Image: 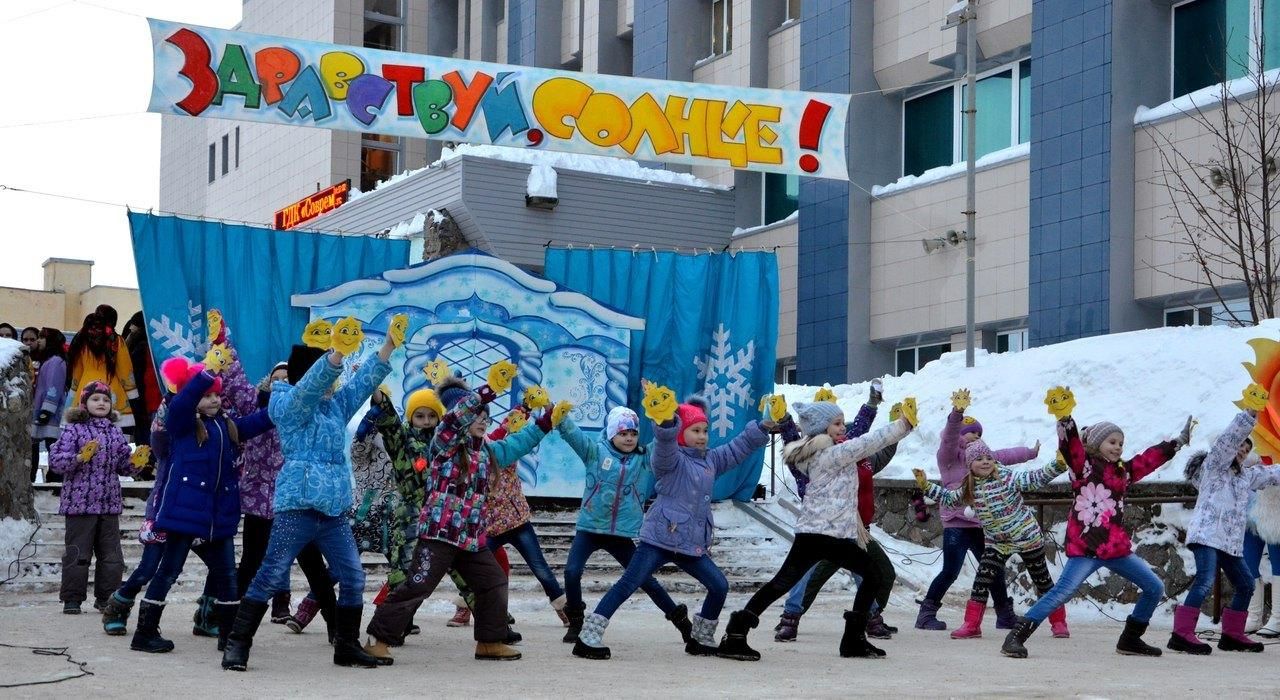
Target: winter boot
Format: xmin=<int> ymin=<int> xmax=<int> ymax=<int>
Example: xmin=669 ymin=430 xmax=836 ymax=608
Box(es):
xmin=319 ymin=602 xmax=338 ymax=645
xmin=950 ymin=600 xmax=986 ymax=639
xmin=62 ymin=600 xmax=82 ymax=615
xmin=562 ymin=602 xmax=586 ymax=644
xmin=1115 ymin=616 xmax=1162 ymax=656
xmin=192 ymin=595 xmax=218 ymax=637
xmin=666 ymin=603 xmax=694 ymax=644
xmin=994 ymin=600 xmax=1018 ymax=630
xmin=686 ymin=614 xmax=721 ymax=656
xmin=866 ymin=613 xmax=894 ymax=639
xmin=572 ymin=612 xmax=612 ymax=660
xmin=1048 ymin=606 xmax=1070 ymax=638
xmin=505 ymin=627 xmax=523 ymax=645
xmin=1246 ymin=579 xmax=1266 ymax=633
xmin=475 ymin=641 xmax=522 ymax=660
xmin=448 ymin=605 xmax=472 ymax=627
xmin=1260 ymin=584 xmax=1280 ymax=637
xmin=1166 ymin=604 xmax=1212 ymax=655
xmin=552 ymin=594 xmax=570 ymax=627
xmin=332 ymin=606 xmax=381 ymax=668
xmin=270 ymin=592 xmax=292 ymax=624
xmin=286 ymin=596 xmax=318 ymax=633
xmin=363 ymin=637 xmax=394 ymax=665
xmin=915 ymin=598 xmax=947 ymax=631
xmin=715 ymin=610 xmax=760 ymax=661
xmin=1218 ymin=607 xmax=1265 ymax=652
xmin=221 ymin=599 xmax=269 ymax=671
xmin=1000 ymin=616 xmax=1040 ymax=658
xmin=839 ymin=611 xmax=886 ymax=658
xmin=215 ymin=600 xmax=239 ymax=652
xmin=131 ymin=600 xmax=176 ymax=653
xmin=102 ymin=592 xmax=134 ymax=636
xmin=775 ymin=612 xmax=801 ymax=642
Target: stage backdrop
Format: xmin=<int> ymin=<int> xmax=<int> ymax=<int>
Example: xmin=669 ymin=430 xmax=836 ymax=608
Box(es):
xmin=292 ymin=251 xmax=643 ymax=498
xmin=543 ymin=248 xmax=778 ymax=502
xmin=128 ymin=212 xmax=409 ymax=380
xmin=146 ymin=19 xmax=850 ymax=180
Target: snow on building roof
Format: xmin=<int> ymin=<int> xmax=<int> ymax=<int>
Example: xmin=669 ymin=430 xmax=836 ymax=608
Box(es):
xmin=1135 ymin=68 xmax=1280 ymax=126
xmin=869 ymin=142 xmax=1029 ymax=197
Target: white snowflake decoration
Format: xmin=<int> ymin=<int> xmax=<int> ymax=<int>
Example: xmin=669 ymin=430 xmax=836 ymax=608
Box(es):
xmin=148 ymin=299 xmax=207 ymax=360
xmin=693 ymin=324 xmax=756 ymax=437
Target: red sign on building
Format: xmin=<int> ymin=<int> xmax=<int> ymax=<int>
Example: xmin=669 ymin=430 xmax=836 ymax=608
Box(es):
xmin=274 ymin=180 xmax=351 ymax=230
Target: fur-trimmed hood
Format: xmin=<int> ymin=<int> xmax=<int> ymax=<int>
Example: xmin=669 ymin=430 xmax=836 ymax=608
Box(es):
xmin=64 ymin=406 xmax=119 ymax=424
xmin=784 ymin=434 xmax=835 ymax=470
xmin=1249 ymin=486 xmax=1280 ymax=543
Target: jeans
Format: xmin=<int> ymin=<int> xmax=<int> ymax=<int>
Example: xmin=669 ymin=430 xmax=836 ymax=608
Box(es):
xmin=564 ymin=530 xmax=677 ymax=614
xmin=782 ymin=564 xmax=820 ymax=615
xmin=1243 ymin=529 xmax=1280 ymax=579
xmin=595 ymin=542 xmax=728 ymax=621
xmin=143 ymin=534 xmax=236 ymax=603
xmin=244 ymin=510 xmax=365 ymax=607
xmin=745 ymin=533 xmax=879 ymax=618
xmin=1183 ymin=544 xmax=1255 ymax=611
xmin=488 ymin=522 xmax=564 ymax=602
xmin=119 ymin=541 xmax=216 ymax=600
xmin=1026 ymin=554 xmax=1166 ymax=623
xmin=924 ymin=526 xmax=1010 ymax=606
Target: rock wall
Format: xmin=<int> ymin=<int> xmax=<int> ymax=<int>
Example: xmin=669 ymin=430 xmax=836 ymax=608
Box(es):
xmin=0 ymin=342 xmax=35 ymax=520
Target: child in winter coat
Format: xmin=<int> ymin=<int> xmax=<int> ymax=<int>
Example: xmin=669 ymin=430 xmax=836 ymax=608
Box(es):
xmin=713 ymin=398 xmax=914 ymax=662
xmin=558 ymin=405 xmax=691 ymax=645
xmin=775 ymin=382 xmax=901 ymax=642
xmin=573 ymin=387 xmax=774 ymax=661
xmin=1244 ymin=485 xmax=1280 ymax=635
xmin=1001 ymin=387 xmax=1191 ymax=659
xmin=914 ymin=440 xmax=1068 ymax=643
xmin=66 ymin=312 xmax=139 ymax=431
xmin=222 ymin=316 xmax=400 ymax=672
xmin=361 ymin=364 xmax=564 ymax=664
xmin=30 ymin=327 xmax=67 ymax=483
xmin=917 ymin=388 xmax=1040 ymax=631
xmin=1173 ymin=386 xmax=1280 ymax=654
xmin=128 ymin=351 xmax=274 ymax=655
xmin=49 ymin=381 xmax=147 ymax=614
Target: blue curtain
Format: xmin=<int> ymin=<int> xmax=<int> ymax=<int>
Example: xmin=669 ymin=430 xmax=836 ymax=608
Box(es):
xmin=544 ymin=248 xmax=778 ymax=502
xmin=128 ymin=212 xmax=409 ymax=380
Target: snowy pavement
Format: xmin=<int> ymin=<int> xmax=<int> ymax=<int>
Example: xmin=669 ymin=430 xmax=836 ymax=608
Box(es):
xmin=2 ymin=592 xmax=1276 ymax=698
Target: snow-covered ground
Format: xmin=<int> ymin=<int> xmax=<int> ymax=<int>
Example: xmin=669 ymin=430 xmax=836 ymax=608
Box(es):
xmin=768 ymin=320 xmax=1280 ymax=484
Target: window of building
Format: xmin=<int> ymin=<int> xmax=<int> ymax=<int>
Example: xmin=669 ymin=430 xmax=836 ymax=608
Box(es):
xmin=778 ymin=361 xmax=797 ymax=384
xmin=895 ymin=342 xmax=950 ymax=375
xmin=1171 ymin=0 xmax=1280 ymax=97
xmin=785 ymin=0 xmax=801 ymax=24
xmin=364 ymin=0 xmax=404 ymax=52
xmin=208 ymin=143 xmax=216 ymax=184
xmin=901 ymin=60 xmax=1031 ymax=177
xmin=763 ymin=173 xmax=799 ymax=224
xmin=711 ymin=0 xmax=732 ymax=55
xmin=234 ymin=126 xmax=240 ymax=169
xmin=997 ymin=328 xmax=1028 ymax=353
xmin=221 ymin=133 xmax=229 ymax=175
xmin=361 ymin=132 xmax=401 ymax=193
xmin=1164 ymin=298 xmax=1251 ymax=326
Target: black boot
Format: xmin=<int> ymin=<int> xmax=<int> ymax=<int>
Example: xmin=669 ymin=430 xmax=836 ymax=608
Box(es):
xmin=192 ymin=595 xmax=218 ymax=637
xmin=839 ymin=611 xmax=885 ymax=658
xmin=332 ymin=606 xmax=382 ymax=668
xmin=319 ymin=602 xmax=337 ymax=645
xmin=1116 ymin=616 xmax=1162 ymax=657
xmin=715 ymin=610 xmax=761 ymax=661
xmin=666 ymin=604 xmax=694 ymax=645
xmin=1000 ymin=616 xmax=1040 ymax=659
xmin=131 ymin=601 xmax=175 ymax=653
xmin=216 ymin=601 xmax=238 ymax=652
xmin=562 ymin=603 xmax=585 ymax=644
xmin=221 ymin=599 xmax=269 ymax=671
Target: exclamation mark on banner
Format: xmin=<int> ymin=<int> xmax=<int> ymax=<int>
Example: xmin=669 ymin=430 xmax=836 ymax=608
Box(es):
xmin=798 ymin=100 xmax=832 ymax=173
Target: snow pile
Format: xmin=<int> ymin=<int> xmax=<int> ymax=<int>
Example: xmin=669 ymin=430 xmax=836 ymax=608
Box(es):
xmin=386 ymin=212 xmax=427 ymax=238
xmin=0 ymin=338 xmax=21 ymax=371
xmin=1135 ymin=67 xmax=1280 ymax=125
xmin=870 ymin=142 xmax=1030 ymax=197
xmin=769 ymin=319 xmax=1280 ymax=483
xmin=0 ymin=517 xmax=37 ymax=575
xmin=351 ymin=143 xmax=728 ymax=202
xmin=732 ymin=210 xmax=797 ymax=237
xmin=526 ymin=163 xmax=558 ymax=199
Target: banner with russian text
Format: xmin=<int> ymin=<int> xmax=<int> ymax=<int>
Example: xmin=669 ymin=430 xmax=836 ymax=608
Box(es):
xmin=147 ymin=19 xmax=850 ymax=180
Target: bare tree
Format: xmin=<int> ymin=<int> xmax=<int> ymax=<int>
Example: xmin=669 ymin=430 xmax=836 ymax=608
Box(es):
xmin=1147 ymin=8 xmax=1280 ymax=325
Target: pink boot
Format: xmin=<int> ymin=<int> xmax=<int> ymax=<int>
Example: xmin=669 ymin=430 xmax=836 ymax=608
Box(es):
xmin=950 ymin=600 xmax=985 ymax=639
xmin=285 ymin=596 xmax=319 ymax=634
xmin=1166 ymin=604 xmax=1212 ymax=654
xmin=1218 ymin=607 xmax=1264 ymax=652
xmin=1049 ymin=606 xmax=1069 ymax=638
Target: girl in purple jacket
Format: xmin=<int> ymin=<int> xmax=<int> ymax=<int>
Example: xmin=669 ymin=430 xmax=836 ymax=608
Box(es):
xmin=30 ymin=327 xmax=68 ymax=483
xmin=573 ymin=386 xmax=777 ymax=660
xmin=49 ymin=381 xmax=148 ymax=614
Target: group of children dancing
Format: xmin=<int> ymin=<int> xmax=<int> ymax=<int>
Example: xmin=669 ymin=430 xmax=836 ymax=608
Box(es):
xmin=47 ymin=311 xmax=1280 ymax=669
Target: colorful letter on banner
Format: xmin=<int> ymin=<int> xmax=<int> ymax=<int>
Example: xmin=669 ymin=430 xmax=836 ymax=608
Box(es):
xmin=147 ymin=19 xmax=850 ymax=180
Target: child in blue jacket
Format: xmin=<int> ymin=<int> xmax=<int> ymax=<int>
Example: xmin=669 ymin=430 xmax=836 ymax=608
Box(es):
xmin=558 ymin=406 xmax=691 ymax=645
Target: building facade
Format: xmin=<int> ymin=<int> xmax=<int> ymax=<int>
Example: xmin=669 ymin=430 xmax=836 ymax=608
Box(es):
xmin=159 ymin=0 xmax=1268 ymax=383
xmin=0 ymin=259 xmax=141 ymax=332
